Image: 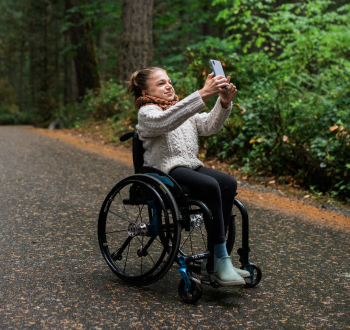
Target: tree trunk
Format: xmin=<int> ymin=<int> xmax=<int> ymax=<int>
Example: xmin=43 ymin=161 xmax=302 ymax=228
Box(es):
xmin=71 ymin=59 xmax=79 ymax=102
xmin=29 ymin=49 xmax=36 ymax=108
xmin=117 ymin=0 xmax=154 ymax=80
xmin=65 ymin=0 xmax=100 ymax=101
xmin=97 ymin=1 xmax=107 ymax=81
xmin=63 ymin=33 xmax=70 ymax=105
xmin=18 ymin=36 xmax=25 ymax=112
xmin=36 ymin=5 xmax=53 ymax=123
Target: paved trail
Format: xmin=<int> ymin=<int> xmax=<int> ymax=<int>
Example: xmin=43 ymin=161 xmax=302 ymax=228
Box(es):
xmin=0 ymin=127 xmax=349 ymax=329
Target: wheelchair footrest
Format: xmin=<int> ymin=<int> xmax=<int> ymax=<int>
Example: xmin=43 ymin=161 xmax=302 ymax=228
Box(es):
xmin=201 ymin=277 xmax=220 ymax=288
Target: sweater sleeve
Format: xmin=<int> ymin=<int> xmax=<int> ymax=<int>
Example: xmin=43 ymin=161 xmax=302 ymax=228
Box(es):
xmin=136 ymin=91 xmax=206 ymax=138
xmin=193 ymin=97 xmax=232 ymax=137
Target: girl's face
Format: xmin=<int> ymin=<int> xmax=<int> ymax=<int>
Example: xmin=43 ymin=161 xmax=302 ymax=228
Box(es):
xmin=142 ymin=70 xmax=175 ymax=101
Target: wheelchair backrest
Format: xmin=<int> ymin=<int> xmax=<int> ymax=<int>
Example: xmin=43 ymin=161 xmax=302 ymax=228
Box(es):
xmin=119 ymin=131 xmax=183 ymax=197
xmin=119 ymin=131 xmax=145 ymax=174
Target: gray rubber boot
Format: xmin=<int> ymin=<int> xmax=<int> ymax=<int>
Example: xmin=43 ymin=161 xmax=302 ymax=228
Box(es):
xmin=209 ymin=257 xmax=246 ymax=286
xmin=201 ymin=258 xmax=251 ymax=278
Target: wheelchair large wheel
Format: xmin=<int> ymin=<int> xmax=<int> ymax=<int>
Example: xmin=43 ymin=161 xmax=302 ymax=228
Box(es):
xmin=98 ymin=175 xmax=181 ymax=286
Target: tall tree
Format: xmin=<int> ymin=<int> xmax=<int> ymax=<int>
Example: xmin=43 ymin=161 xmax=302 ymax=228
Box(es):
xmin=65 ymin=0 xmax=101 ymax=101
xmin=117 ymin=0 xmax=154 ymax=80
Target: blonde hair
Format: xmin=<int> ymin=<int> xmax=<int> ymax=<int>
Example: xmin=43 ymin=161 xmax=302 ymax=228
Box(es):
xmin=126 ymin=67 xmax=165 ymax=109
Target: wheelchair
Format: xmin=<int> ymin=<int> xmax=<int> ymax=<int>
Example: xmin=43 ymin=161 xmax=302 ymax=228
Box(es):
xmin=98 ymin=131 xmax=262 ymax=303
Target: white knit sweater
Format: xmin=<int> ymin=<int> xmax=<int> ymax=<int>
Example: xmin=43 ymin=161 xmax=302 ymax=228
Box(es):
xmin=136 ymin=91 xmax=232 ymax=174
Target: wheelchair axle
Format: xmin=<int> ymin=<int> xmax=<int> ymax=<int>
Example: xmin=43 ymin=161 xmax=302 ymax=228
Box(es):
xmin=127 ymin=222 xmax=148 ymax=237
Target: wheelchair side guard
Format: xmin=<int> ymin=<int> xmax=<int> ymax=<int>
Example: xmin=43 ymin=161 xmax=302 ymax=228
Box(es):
xmin=144 ymin=173 xmax=174 ymax=187
xmin=147 ymin=200 xmax=158 ymax=236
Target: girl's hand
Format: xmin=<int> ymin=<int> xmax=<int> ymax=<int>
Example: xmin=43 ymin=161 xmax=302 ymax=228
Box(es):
xmin=219 ymin=76 xmax=237 ymax=108
xmin=198 ymin=73 xmax=229 ymax=101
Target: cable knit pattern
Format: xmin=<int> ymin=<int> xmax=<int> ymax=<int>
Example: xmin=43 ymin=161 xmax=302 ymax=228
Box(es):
xmin=136 ymin=91 xmax=232 ymax=174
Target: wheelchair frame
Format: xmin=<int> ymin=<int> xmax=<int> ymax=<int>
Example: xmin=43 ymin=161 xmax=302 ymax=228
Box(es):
xmin=98 ymin=131 xmax=262 ymax=303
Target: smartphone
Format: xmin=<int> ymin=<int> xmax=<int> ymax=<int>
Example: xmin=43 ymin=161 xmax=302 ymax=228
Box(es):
xmin=210 ymin=60 xmax=228 ymax=89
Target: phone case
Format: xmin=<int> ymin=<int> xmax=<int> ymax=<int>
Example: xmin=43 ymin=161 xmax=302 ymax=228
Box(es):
xmin=210 ymin=60 xmax=226 ymax=78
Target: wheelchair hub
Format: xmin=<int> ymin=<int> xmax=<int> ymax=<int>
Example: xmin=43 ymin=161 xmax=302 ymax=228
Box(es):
xmin=127 ymin=222 xmax=148 ymax=237
xmin=190 ymin=214 xmax=204 ymax=228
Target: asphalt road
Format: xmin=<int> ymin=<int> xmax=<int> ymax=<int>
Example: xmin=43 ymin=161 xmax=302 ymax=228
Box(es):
xmin=0 ymin=126 xmax=349 ymax=329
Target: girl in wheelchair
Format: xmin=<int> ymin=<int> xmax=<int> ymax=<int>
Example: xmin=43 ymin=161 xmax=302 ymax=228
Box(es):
xmin=126 ymin=67 xmax=250 ymax=286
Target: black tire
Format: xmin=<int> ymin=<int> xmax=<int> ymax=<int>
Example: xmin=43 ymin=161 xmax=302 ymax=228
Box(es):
xmin=178 ymin=278 xmax=203 ymax=304
xmin=98 ymin=175 xmax=181 ymax=286
xmin=240 ymin=263 xmax=262 ymax=288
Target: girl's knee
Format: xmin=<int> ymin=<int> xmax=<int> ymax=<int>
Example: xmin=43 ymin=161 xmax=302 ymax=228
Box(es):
xmin=231 ymin=176 xmax=237 ymax=192
xmin=224 ymin=174 xmax=237 ymax=194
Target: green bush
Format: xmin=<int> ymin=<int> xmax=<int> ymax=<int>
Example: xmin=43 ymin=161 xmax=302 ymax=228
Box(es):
xmin=57 ymin=79 xmax=134 ymax=128
xmin=84 ymin=80 xmax=133 ymax=119
xmin=179 ymin=0 xmax=350 ymax=203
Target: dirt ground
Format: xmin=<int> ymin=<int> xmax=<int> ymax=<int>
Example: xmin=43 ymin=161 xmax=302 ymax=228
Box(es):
xmin=26 ymin=127 xmax=350 ymax=233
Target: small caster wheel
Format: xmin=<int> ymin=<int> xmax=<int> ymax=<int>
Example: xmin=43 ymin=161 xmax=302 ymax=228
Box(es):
xmin=178 ymin=278 xmax=203 ymax=304
xmin=241 ymin=263 xmax=262 ymax=288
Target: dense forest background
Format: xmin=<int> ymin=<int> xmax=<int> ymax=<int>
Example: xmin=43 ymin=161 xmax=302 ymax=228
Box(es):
xmin=0 ymin=0 xmax=349 ymax=202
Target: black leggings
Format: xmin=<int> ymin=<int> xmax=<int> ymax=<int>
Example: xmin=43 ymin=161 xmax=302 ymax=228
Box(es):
xmin=169 ymin=166 xmax=237 ymax=244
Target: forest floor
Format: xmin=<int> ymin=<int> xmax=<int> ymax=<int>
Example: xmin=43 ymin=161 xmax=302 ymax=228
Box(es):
xmin=25 ymin=126 xmax=350 ymax=233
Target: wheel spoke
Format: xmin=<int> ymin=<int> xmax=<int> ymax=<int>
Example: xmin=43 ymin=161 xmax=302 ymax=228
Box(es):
xmin=154 ymin=236 xmax=169 ymax=251
xmin=146 ymin=250 xmax=156 ymax=266
xmin=118 ymin=191 xmax=131 ymax=223
xmin=111 ymin=236 xmax=133 ymax=260
xmin=189 ymin=227 xmax=194 ymax=256
xmin=153 ymin=236 xmax=168 ymax=249
xmin=141 ymin=236 xmax=144 ymax=275
xmin=199 ymin=225 xmax=207 ymax=250
xmin=179 ymin=227 xmax=195 ymax=251
xmin=105 ymin=229 xmax=128 ymax=234
xmin=137 ymin=205 xmax=145 ymax=224
xmin=123 ymin=241 xmax=131 ymax=273
xmin=108 ymin=209 xmax=129 ymax=223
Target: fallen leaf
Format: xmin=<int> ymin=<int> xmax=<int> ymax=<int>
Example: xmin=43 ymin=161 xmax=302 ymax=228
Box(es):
xmin=329 ymin=124 xmax=338 ymax=132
